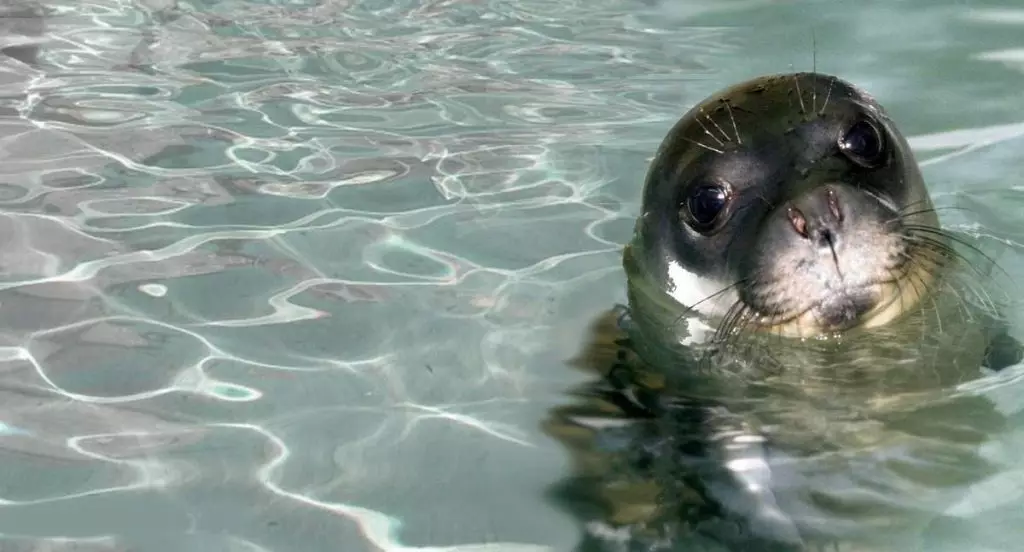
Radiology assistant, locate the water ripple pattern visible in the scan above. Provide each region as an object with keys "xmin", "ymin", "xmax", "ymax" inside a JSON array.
[{"xmin": 0, "ymin": 0, "xmax": 1022, "ymax": 551}]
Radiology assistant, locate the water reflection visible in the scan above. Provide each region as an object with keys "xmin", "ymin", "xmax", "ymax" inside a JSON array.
[{"xmin": 546, "ymin": 240, "xmax": 1022, "ymax": 551}]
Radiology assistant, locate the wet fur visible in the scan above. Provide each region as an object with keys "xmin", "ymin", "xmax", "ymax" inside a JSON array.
[
  {"xmin": 545, "ymin": 73, "xmax": 1023, "ymax": 551},
  {"xmin": 546, "ymin": 297, "xmax": 1021, "ymax": 551}
]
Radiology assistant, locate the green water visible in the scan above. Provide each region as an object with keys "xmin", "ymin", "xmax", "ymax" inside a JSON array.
[{"xmin": 0, "ymin": 0, "xmax": 1022, "ymax": 550}]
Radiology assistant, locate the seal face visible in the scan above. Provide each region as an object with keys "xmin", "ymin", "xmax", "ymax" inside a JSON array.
[{"xmin": 625, "ymin": 72, "xmax": 942, "ymax": 340}]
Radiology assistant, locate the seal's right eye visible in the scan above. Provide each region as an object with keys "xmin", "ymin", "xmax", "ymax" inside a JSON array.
[
  {"xmin": 684, "ymin": 184, "xmax": 731, "ymax": 232},
  {"xmin": 839, "ymin": 119, "xmax": 886, "ymax": 168}
]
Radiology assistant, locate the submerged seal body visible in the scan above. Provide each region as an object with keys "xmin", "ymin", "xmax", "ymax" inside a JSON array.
[
  {"xmin": 547, "ymin": 72, "xmax": 1021, "ymax": 551},
  {"xmin": 625, "ymin": 72, "xmax": 942, "ymax": 344}
]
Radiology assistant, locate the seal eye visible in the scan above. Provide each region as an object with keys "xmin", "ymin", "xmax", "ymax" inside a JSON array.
[
  {"xmin": 839, "ymin": 120, "xmax": 886, "ymax": 168},
  {"xmin": 684, "ymin": 184, "xmax": 731, "ymax": 232}
]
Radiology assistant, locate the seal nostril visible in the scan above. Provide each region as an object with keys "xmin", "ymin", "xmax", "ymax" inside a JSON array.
[
  {"xmin": 826, "ymin": 187, "xmax": 842, "ymax": 223},
  {"xmin": 817, "ymin": 227, "xmax": 835, "ymax": 248},
  {"xmin": 787, "ymin": 206, "xmax": 808, "ymax": 237}
]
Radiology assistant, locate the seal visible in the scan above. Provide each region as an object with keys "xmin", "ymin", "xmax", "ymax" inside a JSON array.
[
  {"xmin": 624, "ymin": 72, "xmax": 946, "ymax": 344},
  {"xmin": 546, "ymin": 72, "xmax": 1023, "ymax": 552}
]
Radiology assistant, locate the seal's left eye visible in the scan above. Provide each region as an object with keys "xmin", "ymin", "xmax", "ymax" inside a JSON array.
[
  {"xmin": 839, "ymin": 120, "xmax": 886, "ymax": 168},
  {"xmin": 684, "ymin": 184, "xmax": 731, "ymax": 232}
]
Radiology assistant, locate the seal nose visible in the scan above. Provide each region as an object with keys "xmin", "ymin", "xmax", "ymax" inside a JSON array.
[{"xmin": 786, "ymin": 186, "xmax": 843, "ymax": 249}]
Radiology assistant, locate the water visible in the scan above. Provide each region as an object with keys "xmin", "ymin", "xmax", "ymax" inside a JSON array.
[{"xmin": 0, "ymin": 0, "xmax": 1022, "ymax": 550}]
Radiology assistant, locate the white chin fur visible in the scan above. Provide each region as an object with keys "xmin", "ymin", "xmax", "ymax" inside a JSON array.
[
  {"xmin": 664, "ymin": 260, "xmax": 734, "ymax": 345},
  {"xmin": 665, "ymin": 260, "xmax": 733, "ymax": 315}
]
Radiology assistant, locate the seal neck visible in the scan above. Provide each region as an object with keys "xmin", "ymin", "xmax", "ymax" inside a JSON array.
[{"xmin": 623, "ymin": 240, "xmax": 718, "ymax": 350}]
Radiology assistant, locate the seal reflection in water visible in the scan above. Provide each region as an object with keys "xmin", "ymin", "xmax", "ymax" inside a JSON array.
[{"xmin": 545, "ymin": 72, "xmax": 1022, "ymax": 551}]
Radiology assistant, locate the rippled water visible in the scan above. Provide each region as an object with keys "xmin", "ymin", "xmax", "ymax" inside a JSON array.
[{"xmin": 1, "ymin": 0, "xmax": 1023, "ymax": 550}]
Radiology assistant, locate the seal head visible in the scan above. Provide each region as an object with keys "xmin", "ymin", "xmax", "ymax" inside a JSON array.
[{"xmin": 625, "ymin": 72, "xmax": 941, "ymax": 340}]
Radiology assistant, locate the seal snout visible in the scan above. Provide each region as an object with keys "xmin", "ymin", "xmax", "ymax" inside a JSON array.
[
  {"xmin": 815, "ymin": 290, "xmax": 877, "ymax": 332},
  {"xmin": 734, "ymin": 179, "xmax": 908, "ymax": 336},
  {"xmin": 785, "ymin": 186, "xmax": 844, "ymax": 251}
]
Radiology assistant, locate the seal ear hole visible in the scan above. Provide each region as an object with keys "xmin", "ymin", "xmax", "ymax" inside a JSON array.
[
  {"xmin": 681, "ymin": 183, "xmax": 733, "ymax": 234},
  {"xmin": 839, "ymin": 119, "xmax": 887, "ymax": 168}
]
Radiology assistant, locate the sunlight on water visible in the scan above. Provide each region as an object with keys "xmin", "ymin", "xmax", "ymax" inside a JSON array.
[{"xmin": 0, "ymin": 0, "xmax": 1021, "ymax": 550}]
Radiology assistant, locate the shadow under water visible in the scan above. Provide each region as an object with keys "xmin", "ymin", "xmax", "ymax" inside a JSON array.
[{"xmin": 544, "ymin": 252, "xmax": 1023, "ymax": 551}]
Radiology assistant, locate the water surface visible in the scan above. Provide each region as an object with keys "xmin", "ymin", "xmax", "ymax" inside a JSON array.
[{"xmin": 0, "ymin": 0, "xmax": 1023, "ymax": 550}]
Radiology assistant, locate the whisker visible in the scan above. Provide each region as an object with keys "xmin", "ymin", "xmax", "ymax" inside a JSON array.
[
  {"xmin": 713, "ymin": 302, "xmax": 746, "ymax": 343},
  {"xmin": 701, "ymin": 301, "xmax": 755, "ymax": 373},
  {"xmin": 895, "ymin": 205, "xmax": 971, "ymax": 220},
  {"xmin": 695, "ymin": 111, "xmax": 726, "ymax": 146},
  {"xmin": 902, "ymin": 235, "xmax": 1005, "ymax": 316},
  {"xmin": 669, "ymin": 280, "xmax": 745, "ymax": 326},
  {"xmin": 683, "ymin": 136, "xmax": 724, "ymax": 155},
  {"xmin": 946, "ymin": 260, "xmax": 1000, "ymax": 314},
  {"xmin": 714, "ymin": 300, "xmax": 761, "ymax": 354},
  {"xmin": 941, "ymin": 272, "xmax": 979, "ymax": 323},
  {"xmin": 905, "ymin": 225, "xmax": 1008, "ymax": 280},
  {"xmin": 811, "ymin": 30, "xmax": 818, "ymax": 112},
  {"xmin": 917, "ymin": 260, "xmax": 949, "ymax": 334},
  {"xmin": 725, "ymin": 101, "xmax": 742, "ymax": 145},
  {"xmin": 894, "ymin": 197, "xmax": 933, "ymax": 214},
  {"xmin": 893, "ymin": 263, "xmax": 932, "ymax": 341},
  {"xmin": 818, "ymin": 76, "xmax": 835, "ymax": 115},
  {"xmin": 886, "ymin": 261, "xmax": 908, "ymax": 318},
  {"xmin": 792, "ymin": 73, "xmax": 806, "ymax": 114},
  {"xmin": 901, "ymin": 235, "xmax": 958, "ymax": 264},
  {"xmin": 703, "ymin": 108, "xmax": 734, "ymax": 144}
]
